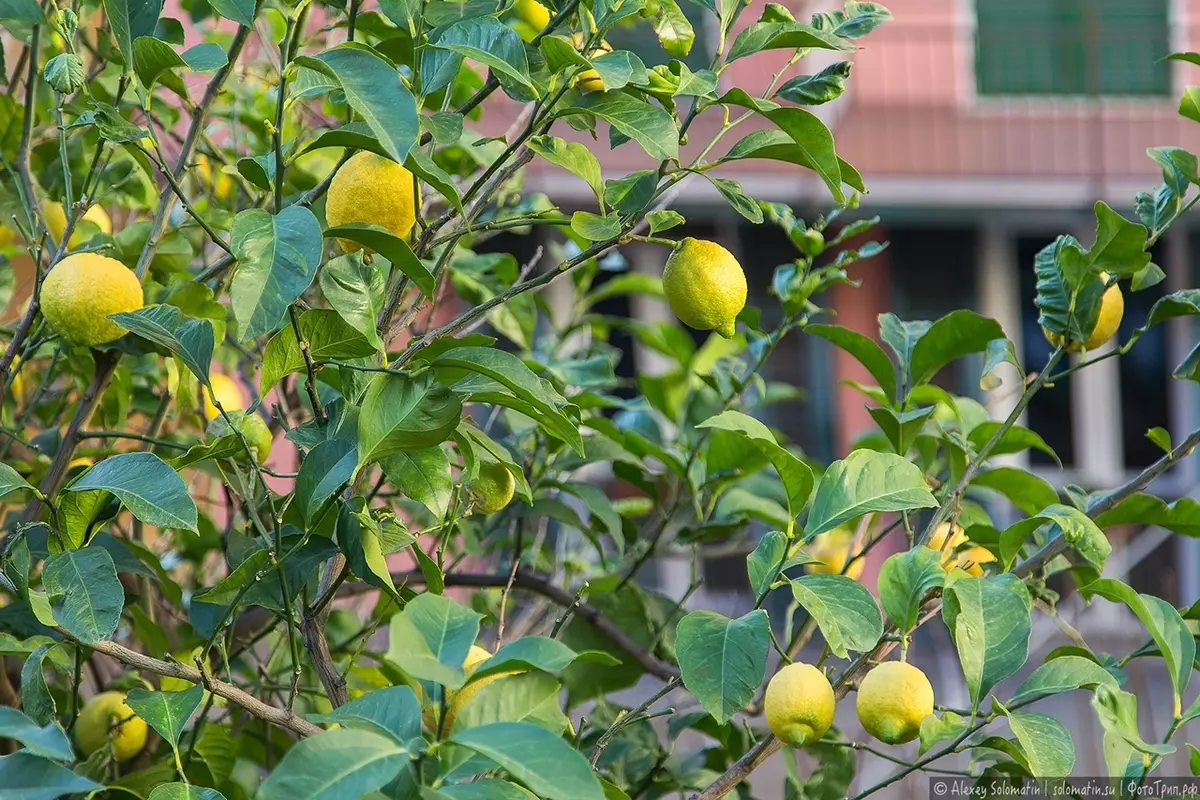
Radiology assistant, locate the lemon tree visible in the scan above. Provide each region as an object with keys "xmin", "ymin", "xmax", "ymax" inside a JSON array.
[{"xmin": 4, "ymin": 1, "xmax": 1200, "ymax": 799}]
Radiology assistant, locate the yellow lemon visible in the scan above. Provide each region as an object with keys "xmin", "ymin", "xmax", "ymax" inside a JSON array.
[
  {"xmin": 197, "ymin": 154, "xmax": 234, "ymax": 201},
  {"xmin": 423, "ymin": 645, "xmax": 501, "ymax": 733},
  {"xmin": 43, "ymin": 200, "xmax": 112, "ymax": 249},
  {"xmin": 203, "ymin": 372, "xmax": 245, "ymax": 421},
  {"xmin": 571, "ymin": 34, "xmax": 612, "ymax": 92},
  {"xmin": 8, "ymin": 355, "xmax": 24, "ymax": 403},
  {"xmin": 325, "ymin": 151, "xmax": 417, "ymax": 253},
  {"xmin": 953, "ymin": 545, "xmax": 996, "ymax": 577},
  {"xmin": 513, "ymin": 0, "xmax": 551, "ymax": 30},
  {"xmin": 856, "ymin": 661, "xmax": 934, "ymax": 745},
  {"xmin": 40, "ymin": 253, "xmax": 143, "ymax": 346},
  {"xmin": 662, "ymin": 238, "xmax": 747, "ymax": 339},
  {"xmin": 805, "ymin": 527, "xmax": 866, "ymax": 580},
  {"xmin": 468, "ymin": 461, "xmax": 516, "ymax": 514},
  {"xmin": 764, "ymin": 662, "xmax": 835, "ymax": 747},
  {"xmin": 1042, "ymin": 273, "xmax": 1124, "ymax": 352},
  {"xmin": 75, "ymin": 691, "xmax": 148, "ymax": 762}
]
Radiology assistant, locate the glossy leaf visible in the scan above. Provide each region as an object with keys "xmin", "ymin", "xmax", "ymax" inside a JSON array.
[
  {"xmin": 229, "ymin": 206, "xmax": 322, "ymax": 341},
  {"xmin": 471, "ymin": 636, "xmax": 618, "ymax": 680},
  {"xmin": 697, "ymin": 410, "xmax": 813, "ymax": 519},
  {"xmin": 450, "ymin": 722, "xmax": 605, "ymax": 800},
  {"xmin": 907, "ymin": 310, "xmax": 1005, "ymax": 388},
  {"xmin": 20, "ymin": 645, "xmax": 56, "ymax": 727},
  {"xmin": 806, "ymin": 324, "xmax": 897, "ymax": 401},
  {"xmin": 308, "ymin": 44, "xmax": 418, "ymax": 164},
  {"xmin": 529, "ymin": 136, "xmax": 604, "ymax": 208},
  {"xmin": 560, "ymin": 92, "xmax": 679, "ymax": 162},
  {"xmin": 307, "ymin": 685, "xmax": 421, "ymax": 744},
  {"xmin": 727, "ymin": 21, "xmax": 853, "ymax": 62},
  {"xmin": 0, "ymin": 752, "xmax": 103, "ymax": 799},
  {"xmin": 430, "ymin": 17, "xmax": 533, "ymax": 92},
  {"xmin": 260, "ymin": 308, "xmax": 375, "ymax": 395},
  {"xmin": 67, "ymin": 452, "xmax": 197, "ymax": 532},
  {"xmin": 357, "ymin": 371, "xmax": 463, "ymax": 467},
  {"xmin": 0, "ymin": 463, "xmax": 35, "ymax": 500},
  {"xmin": 103, "ymin": 0, "xmax": 164, "ymax": 74},
  {"xmin": 1009, "ymin": 655, "xmax": 1118, "ymax": 705},
  {"xmin": 110, "ymin": 304, "xmax": 214, "ymax": 385},
  {"xmin": 148, "ymin": 785, "xmax": 227, "ymax": 800},
  {"xmin": 381, "ymin": 447, "xmax": 452, "ymax": 518},
  {"xmin": 295, "ymin": 438, "xmax": 358, "ymax": 524},
  {"xmin": 676, "ymin": 610, "xmax": 768, "ymax": 724},
  {"xmin": 322, "ymin": 225, "xmax": 435, "ymax": 299},
  {"xmin": 763, "ymin": 108, "xmax": 845, "ymax": 203},
  {"xmin": 877, "ymin": 546, "xmax": 945, "ymax": 632},
  {"xmin": 942, "ymin": 574, "xmax": 1032, "ymax": 708},
  {"xmin": 0, "ymin": 707, "xmax": 72, "ymax": 760},
  {"xmin": 125, "ymin": 684, "xmax": 204, "ymax": 748},
  {"xmin": 319, "ymin": 253, "xmax": 386, "ymax": 352},
  {"xmin": 1000, "ymin": 706, "xmax": 1075, "ymax": 779},
  {"xmin": 787, "ymin": 573, "xmax": 883, "ymax": 658},
  {"xmin": 256, "ymin": 728, "xmax": 409, "ymax": 800},
  {"xmin": 42, "ymin": 547, "xmax": 124, "ymax": 645},
  {"xmin": 385, "ymin": 593, "xmax": 481, "ymax": 688},
  {"xmin": 804, "ymin": 450, "xmax": 937, "ymax": 539}
]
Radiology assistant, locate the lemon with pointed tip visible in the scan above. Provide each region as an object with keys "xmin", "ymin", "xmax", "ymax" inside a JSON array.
[
  {"xmin": 856, "ymin": 661, "xmax": 934, "ymax": 745},
  {"xmin": 1042, "ymin": 272, "xmax": 1124, "ymax": 352},
  {"xmin": 75, "ymin": 691, "xmax": 148, "ymax": 762},
  {"xmin": 40, "ymin": 253, "xmax": 143, "ymax": 347},
  {"xmin": 662, "ymin": 238, "xmax": 747, "ymax": 339},
  {"xmin": 43, "ymin": 200, "xmax": 112, "ymax": 249},
  {"xmin": 325, "ymin": 151, "xmax": 417, "ymax": 253},
  {"xmin": 805, "ymin": 526, "xmax": 866, "ymax": 580},
  {"xmin": 764, "ymin": 662, "xmax": 836, "ymax": 747},
  {"xmin": 468, "ymin": 461, "xmax": 516, "ymax": 514}
]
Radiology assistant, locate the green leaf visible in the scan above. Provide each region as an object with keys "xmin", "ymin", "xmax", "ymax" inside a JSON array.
[
  {"xmin": 867, "ymin": 405, "xmax": 934, "ymax": 455},
  {"xmin": 109, "ymin": 304, "xmax": 214, "ymax": 385},
  {"xmin": 322, "ymin": 225, "xmax": 435, "ymax": 300},
  {"xmin": 148, "ymin": 785, "xmax": 228, "ymax": 800},
  {"xmin": 229, "ymin": 206, "xmax": 322, "ymax": 341},
  {"xmin": 133, "ymin": 36, "xmax": 186, "ymax": 91},
  {"xmin": 449, "ymin": 671, "xmax": 564, "ymax": 735},
  {"xmin": 385, "ymin": 593, "xmax": 481, "ymax": 688},
  {"xmin": 1144, "ymin": 288, "xmax": 1200, "ymax": 328},
  {"xmin": 1083, "ymin": 578, "xmax": 1193, "ymax": 699},
  {"xmin": 295, "ymin": 439, "xmax": 358, "ymax": 525},
  {"xmin": 571, "ymin": 211, "xmax": 621, "ymax": 241},
  {"xmin": 339, "ymin": 500, "xmax": 400, "ymax": 598},
  {"xmin": 908, "ymin": 310, "xmax": 1005, "ymax": 388},
  {"xmin": 449, "ymin": 722, "xmax": 605, "ymax": 800},
  {"xmin": 381, "ymin": 447, "xmax": 452, "ymax": 518},
  {"xmin": 919, "ymin": 711, "xmax": 967, "ymax": 756},
  {"xmin": 431, "ymin": 17, "xmax": 534, "ymax": 92},
  {"xmin": 20, "ymin": 645, "xmax": 56, "ymax": 727},
  {"xmin": 1009, "ymin": 655, "xmax": 1118, "ymax": 705},
  {"xmin": 998, "ymin": 504, "xmax": 1110, "ymax": 570},
  {"xmin": 207, "ymin": 0, "xmax": 253, "ymax": 25},
  {"xmin": 42, "ymin": 547, "xmax": 124, "ymax": 645},
  {"xmin": 0, "ymin": 752, "xmax": 103, "ymax": 799},
  {"xmin": 319, "ymin": 253, "xmax": 386, "ymax": 352},
  {"xmin": 746, "ymin": 530, "xmax": 788, "ymax": 602},
  {"xmin": 431, "ymin": 781, "xmax": 530, "ymax": 800},
  {"xmin": 125, "ymin": 684, "xmax": 204, "ymax": 748},
  {"xmin": 696, "ymin": 410, "xmax": 813, "ymax": 520},
  {"xmin": 967, "ymin": 421, "xmax": 1059, "ymax": 465},
  {"xmin": 357, "ymin": 372, "xmax": 463, "ymax": 468},
  {"xmin": 1088, "ymin": 201, "xmax": 1150, "ymax": 277},
  {"xmin": 806, "ymin": 324, "xmax": 897, "ymax": 401},
  {"xmin": 307, "ymin": 685, "xmax": 420, "ymax": 744},
  {"xmin": 67, "ymin": 452, "xmax": 198, "ymax": 532},
  {"xmin": 560, "ymin": 92, "xmax": 679, "ymax": 162},
  {"xmin": 43, "ymin": 53, "xmax": 85, "ymax": 93},
  {"xmin": 787, "ymin": 574, "xmax": 883, "ymax": 658},
  {"xmin": 1093, "ymin": 493, "xmax": 1200, "ymax": 536},
  {"xmin": 942, "ymin": 574, "xmax": 1032, "ymax": 708},
  {"xmin": 0, "ymin": 462, "xmax": 35, "ymax": 500},
  {"xmin": 259, "ymin": 308, "xmax": 376, "ymax": 396},
  {"xmin": 591, "ymin": 51, "xmax": 650, "ymax": 93},
  {"xmin": 103, "ymin": 0, "xmax": 163, "ymax": 75},
  {"xmin": 0, "ymin": 708, "xmax": 72, "ymax": 760},
  {"xmin": 705, "ymin": 175, "xmax": 762, "ymax": 223},
  {"xmin": 471, "ymin": 636, "xmax": 617, "ymax": 680},
  {"xmin": 1032, "ymin": 235, "xmax": 1106, "ymax": 344},
  {"xmin": 763, "ymin": 108, "xmax": 844, "ymax": 203},
  {"xmin": 877, "ymin": 547, "xmax": 945, "ymax": 632},
  {"xmin": 529, "ymin": 136, "xmax": 604, "ymax": 208},
  {"xmin": 432, "ymin": 347, "xmax": 582, "ymax": 454},
  {"xmin": 971, "ymin": 468, "xmax": 1059, "ymax": 517},
  {"xmin": 647, "ymin": 210, "xmax": 684, "ymax": 235},
  {"xmin": 727, "ymin": 21, "xmax": 853, "ymax": 62},
  {"xmin": 1092, "ymin": 685, "xmax": 1175, "ymax": 774},
  {"xmin": 776, "ymin": 61, "xmax": 852, "ymax": 105},
  {"xmin": 308, "ymin": 44, "xmax": 419, "ymax": 164},
  {"xmin": 654, "ymin": 0, "xmax": 694, "ymax": 57},
  {"xmin": 999, "ymin": 706, "xmax": 1075, "ymax": 779},
  {"xmin": 675, "ymin": 610, "xmax": 769, "ymax": 724},
  {"xmin": 256, "ymin": 728, "xmax": 408, "ymax": 800},
  {"xmin": 0, "ymin": 0, "xmax": 44, "ymax": 21},
  {"xmin": 603, "ymin": 170, "xmax": 658, "ymax": 215},
  {"xmin": 804, "ymin": 450, "xmax": 937, "ymax": 539}
]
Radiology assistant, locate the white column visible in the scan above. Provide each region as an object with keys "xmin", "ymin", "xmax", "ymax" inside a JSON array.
[{"xmin": 977, "ymin": 223, "xmax": 1029, "ymax": 472}]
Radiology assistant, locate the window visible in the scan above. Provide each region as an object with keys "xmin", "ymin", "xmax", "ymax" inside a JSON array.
[{"xmin": 975, "ymin": 0, "xmax": 1171, "ymax": 97}]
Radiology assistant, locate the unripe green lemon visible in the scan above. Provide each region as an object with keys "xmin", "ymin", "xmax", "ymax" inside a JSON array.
[
  {"xmin": 75, "ymin": 691, "xmax": 148, "ymax": 762},
  {"xmin": 856, "ymin": 661, "xmax": 934, "ymax": 745},
  {"xmin": 208, "ymin": 411, "xmax": 273, "ymax": 465},
  {"xmin": 325, "ymin": 151, "xmax": 417, "ymax": 253},
  {"xmin": 468, "ymin": 461, "xmax": 516, "ymax": 514},
  {"xmin": 799, "ymin": 228, "xmax": 825, "ymax": 257},
  {"xmin": 1042, "ymin": 273, "xmax": 1124, "ymax": 352},
  {"xmin": 662, "ymin": 238, "xmax": 747, "ymax": 338},
  {"xmin": 764, "ymin": 662, "xmax": 835, "ymax": 747},
  {"xmin": 41, "ymin": 253, "xmax": 143, "ymax": 346}
]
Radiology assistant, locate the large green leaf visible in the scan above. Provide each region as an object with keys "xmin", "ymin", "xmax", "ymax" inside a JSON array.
[
  {"xmin": 1092, "ymin": 493, "xmax": 1200, "ymax": 536},
  {"xmin": 970, "ymin": 468, "xmax": 1059, "ymax": 517},
  {"xmin": 306, "ymin": 44, "xmax": 419, "ymax": 164},
  {"xmin": 1083, "ymin": 578, "xmax": 1193, "ymax": 699},
  {"xmin": 1000, "ymin": 706, "xmax": 1075, "ymax": 779},
  {"xmin": 803, "ymin": 450, "xmax": 937, "ymax": 539},
  {"xmin": 528, "ymin": 135, "xmax": 604, "ymax": 208},
  {"xmin": 0, "ymin": 752, "xmax": 103, "ymax": 800},
  {"xmin": 727, "ymin": 21, "xmax": 853, "ymax": 62},
  {"xmin": 803, "ymin": 324, "xmax": 897, "ymax": 401},
  {"xmin": 20, "ymin": 645, "xmax": 56, "ymax": 727},
  {"xmin": 1032, "ymin": 235, "xmax": 1106, "ymax": 344},
  {"xmin": 110, "ymin": 305, "xmax": 214, "ymax": 386},
  {"xmin": 148, "ymin": 785, "xmax": 228, "ymax": 800},
  {"xmin": 471, "ymin": 636, "xmax": 617, "ymax": 680},
  {"xmin": 319, "ymin": 253, "xmax": 386, "ymax": 352},
  {"xmin": 206, "ymin": 0, "xmax": 253, "ymax": 25},
  {"xmin": 385, "ymin": 593, "xmax": 481, "ymax": 688},
  {"xmin": 432, "ymin": 347, "xmax": 582, "ymax": 454},
  {"xmin": 322, "ymin": 225, "xmax": 435, "ymax": 299},
  {"xmin": 675, "ymin": 610, "xmax": 768, "ymax": 724},
  {"xmin": 337, "ymin": 499, "xmax": 401, "ymax": 598},
  {"xmin": 260, "ymin": 308, "xmax": 376, "ymax": 395},
  {"xmin": 559, "ymin": 92, "xmax": 679, "ymax": 162},
  {"xmin": 357, "ymin": 372, "xmax": 463, "ymax": 468},
  {"xmin": 0, "ymin": 708, "xmax": 72, "ymax": 760},
  {"xmin": 229, "ymin": 206, "xmax": 322, "ymax": 341},
  {"xmin": 125, "ymin": 684, "xmax": 205, "ymax": 748},
  {"xmin": 430, "ymin": 17, "xmax": 533, "ymax": 92},
  {"xmin": 763, "ymin": 108, "xmax": 845, "ymax": 203},
  {"xmin": 877, "ymin": 546, "xmax": 945, "ymax": 632},
  {"xmin": 998, "ymin": 503, "xmax": 1110, "ymax": 569},
  {"xmin": 719, "ymin": 129, "xmax": 866, "ymax": 195},
  {"xmin": 449, "ymin": 722, "xmax": 605, "ymax": 800},
  {"xmin": 1009, "ymin": 655, "xmax": 1118, "ymax": 705},
  {"xmin": 449, "ymin": 671, "xmax": 565, "ymax": 735},
  {"xmin": 67, "ymin": 452, "xmax": 197, "ymax": 532},
  {"xmin": 307, "ymin": 685, "xmax": 420, "ymax": 744},
  {"xmin": 102, "ymin": 0, "xmax": 163, "ymax": 74},
  {"xmin": 1091, "ymin": 685, "xmax": 1175, "ymax": 777},
  {"xmin": 697, "ymin": 410, "xmax": 813, "ymax": 520},
  {"xmin": 942, "ymin": 574, "xmax": 1032, "ymax": 708},
  {"xmin": 787, "ymin": 574, "xmax": 882, "ymax": 658},
  {"xmin": 42, "ymin": 547, "xmax": 124, "ymax": 645},
  {"xmin": 907, "ymin": 310, "xmax": 1005, "ymax": 388},
  {"xmin": 294, "ymin": 439, "xmax": 358, "ymax": 525},
  {"xmin": 0, "ymin": 0, "xmax": 45, "ymax": 21},
  {"xmin": 381, "ymin": 447, "xmax": 452, "ymax": 518},
  {"xmin": 0, "ymin": 463, "xmax": 35, "ymax": 501},
  {"xmin": 256, "ymin": 728, "xmax": 408, "ymax": 800}
]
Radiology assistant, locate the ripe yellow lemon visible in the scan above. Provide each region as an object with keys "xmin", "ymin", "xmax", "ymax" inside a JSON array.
[
  {"xmin": 1042, "ymin": 273, "xmax": 1124, "ymax": 352},
  {"xmin": 662, "ymin": 238, "xmax": 747, "ymax": 339},
  {"xmin": 805, "ymin": 526, "xmax": 866, "ymax": 580},
  {"xmin": 953, "ymin": 545, "xmax": 996, "ymax": 577},
  {"xmin": 40, "ymin": 253, "xmax": 143, "ymax": 346},
  {"xmin": 75, "ymin": 691, "xmax": 148, "ymax": 762},
  {"xmin": 514, "ymin": 0, "xmax": 551, "ymax": 30},
  {"xmin": 927, "ymin": 522, "xmax": 967, "ymax": 556},
  {"xmin": 7, "ymin": 355, "xmax": 25, "ymax": 403},
  {"xmin": 196, "ymin": 154, "xmax": 234, "ymax": 201},
  {"xmin": 43, "ymin": 200, "xmax": 112, "ymax": 249},
  {"xmin": 325, "ymin": 151, "xmax": 417, "ymax": 253},
  {"xmin": 763, "ymin": 662, "xmax": 835, "ymax": 747},
  {"xmin": 468, "ymin": 461, "xmax": 516, "ymax": 514},
  {"xmin": 203, "ymin": 372, "xmax": 246, "ymax": 421},
  {"xmin": 423, "ymin": 645, "xmax": 501, "ymax": 733},
  {"xmin": 856, "ymin": 661, "xmax": 934, "ymax": 745},
  {"xmin": 571, "ymin": 34, "xmax": 613, "ymax": 92}
]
